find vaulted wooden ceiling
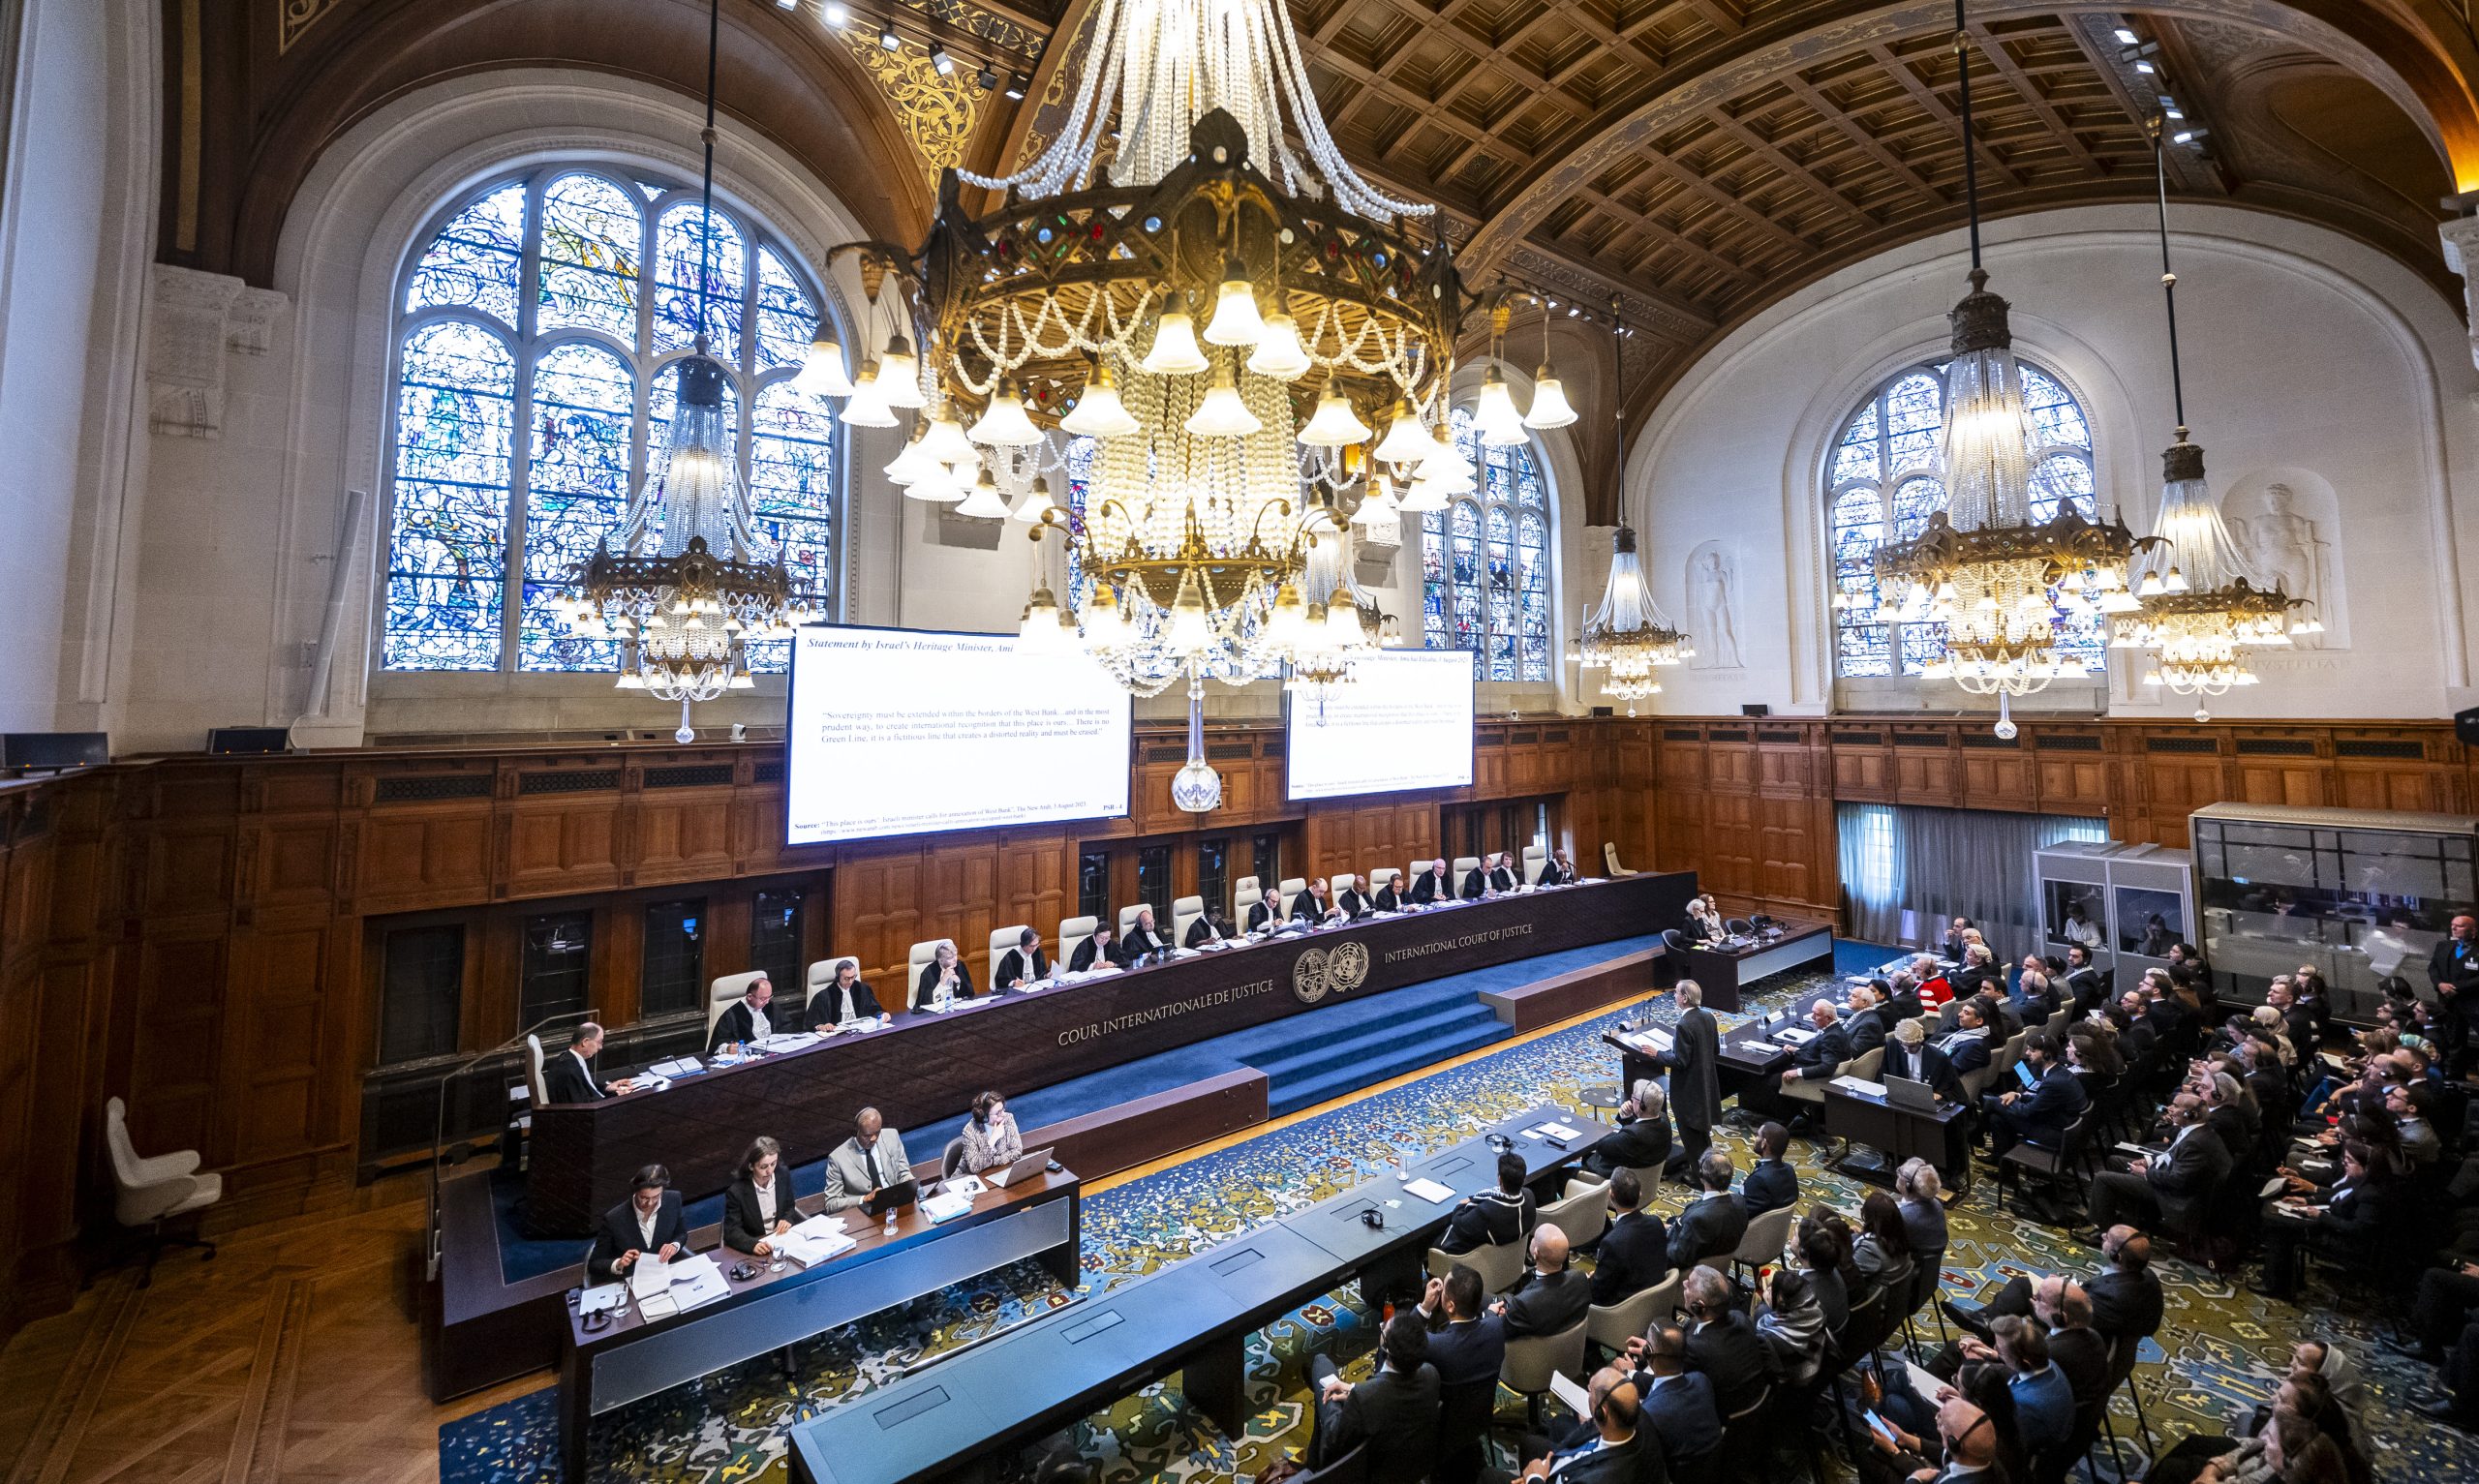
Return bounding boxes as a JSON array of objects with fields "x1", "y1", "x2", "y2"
[{"x1": 197, "y1": 0, "x2": 2479, "y2": 506}]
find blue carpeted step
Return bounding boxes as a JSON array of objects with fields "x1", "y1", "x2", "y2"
[
  {"x1": 1266, "y1": 1016, "x2": 1513, "y2": 1116},
  {"x1": 1252, "y1": 1000, "x2": 1509, "y2": 1087}
]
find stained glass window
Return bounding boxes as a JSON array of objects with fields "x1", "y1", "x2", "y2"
[
  {"x1": 1826, "y1": 357, "x2": 2100, "y2": 681},
  {"x1": 384, "y1": 167, "x2": 838, "y2": 674},
  {"x1": 1419, "y1": 407, "x2": 1554, "y2": 681}
]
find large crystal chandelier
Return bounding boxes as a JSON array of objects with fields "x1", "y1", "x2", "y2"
[
  {"x1": 825, "y1": 0, "x2": 1486, "y2": 806},
  {"x1": 1285, "y1": 513, "x2": 1393, "y2": 717},
  {"x1": 1871, "y1": 1, "x2": 2150, "y2": 736},
  {"x1": 565, "y1": 0, "x2": 812, "y2": 742},
  {"x1": 2108, "y1": 125, "x2": 2304, "y2": 719},
  {"x1": 1570, "y1": 306, "x2": 1688, "y2": 714}
]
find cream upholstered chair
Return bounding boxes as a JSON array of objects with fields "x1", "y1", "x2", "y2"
[
  {"x1": 988, "y1": 925, "x2": 1034, "y2": 987},
  {"x1": 524, "y1": 1034, "x2": 551, "y2": 1107},
  {"x1": 1587, "y1": 1270, "x2": 1682, "y2": 1354},
  {"x1": 1234, "y1": 883, "x2": 1265, "y2": 925},
  {"x1": 105, "y1": 1097, "x2": 222, "y2": 1286},
  {"x1": 1604, "y1": 842, "x2": 1637, "y2": 877},
  {"x1": 1331, "y1": 872, "x2": 1358, "y2": 904},
  {"x1": 1539, "y1": 1180, "x2": 1611, "y2": 1247},
  {"x1": 1235, "y1": 874, "x2": 1260, "y2": 902},
  {"x1": 1521, "y1": 844, "x2": 1548, "y2": 885},
  {"x1": 1172, "y1": 894, "x2": 1206, "y2": 944},
  {"x1": 1426, "y1": 1236, "x2": 1526, "y2": 1294},
  {"x1": 1058, "y1": 914, "x2": 1099, "y2": 967},
  {"x1": 1277, "y1": 876, "x2": 1307, "y2": 918},
  {"x1": 1452, "y1": 856, "x2": 1482, "y2": 883},
  {"x1": 705, "y1": 970, "x2": 770, "y2": 1041},
  {"x1": 1368, "y1": 867, "x2": 1400, "y2": 897},
  {"x1": 1117, "y1": 903, "x2": 1152, "y2": 938}
]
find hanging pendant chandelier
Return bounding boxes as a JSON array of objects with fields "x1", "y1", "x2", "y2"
[
  {"x1": 2107, "y1": 122, "x2": 2302, "y2": 719},
  {"x1": 566, "y1": 0, "x2": 812, "y2": 742},
  {"x1": 1283, "y1": 515, "x2": 1393, "y2": 716},
  {"x1": 830, "y1": 0, "x2": 1483, "y2": 808},
  {"x1": 1870, "y1": 1, "x2": 2151, "y2": 735},
  {"x1": 1571, "y1": 303, "x2": 1688, "y2": 716}
]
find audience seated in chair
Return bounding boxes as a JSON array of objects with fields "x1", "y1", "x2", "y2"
[{"x1": 1587, "y1": 1168, "x2": 1670, "y2": 1307}]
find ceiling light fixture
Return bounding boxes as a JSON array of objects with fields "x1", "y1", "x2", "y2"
[{"x1": 1572, "y1": 299, "x2": 1689, "y2": 713}]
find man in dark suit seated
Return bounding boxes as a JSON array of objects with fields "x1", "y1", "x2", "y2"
[
  {"x1": 2061, "y1": 945, "x2": 2104, "y2": 1014},
  {"x1": 1508, "y1": 1367, "x2": 1650, "y2": 1484},
  {"x1": 993, "y1": 928, "x2": 1050, "y2": 989},
  {"x1": 1625, "y1": 1325, "x2": 1723, "y2": 1482},
  {"x1": 1184, "y1": 903, "x2": 1235, "y2": 948},
  {"x1": 587, "y1": 1164, "x2": 688, "y2": 1282},
  {"x1": 1950, "y1": 945, "x2": 2003, "y2": 1002},
  {"x1": 1740, "y1": 1122, "x2": 1799, "y2": 1218},
  {"x1": 1843, "y1": 984, "x2": 1893, "y2": 1059},
  {"x1": 1933, "y1": 1002, "x2": 1993, "y2": 1076},
  {"x1": 1679, "y1": 1266, "x2": 1769, "y2": 1419},
  {"x1": 1981, "y1": 1029, "x2": 2087, "y2": 1158},
  {"x1": 1589, "y1": 1169, "x2": 1670, "y2": 1307},
  {"x1": 1882, "y1": 1017, "x2": 1964, "y2": 1101},
  {"x1": 1244, "y1": 893, "x2": 1279, "y2": 932},
  {"x1": 1293, "y1": 878, "x2": 1345, "y2": 925},
  {"x1": 1305, "y1": 1312, "x2": 1441, "y2": 1484},
  {"x1": 1410, "y1": 859, "x2": 1453, "y2": 905},
  {"x1": 1739, "y1": 999, "x2": 1850, "y2": 1118},
  {"x1": 1666, "y1": 1151, "x2": 1747, "y2": 1273},
  {"x1": 2081, "y1": 1091, "x2": 2230, "y2": 1242},
  {"x1": 1416, "y1": 1263, "x2": 1506, "y2": 1484},
  {"x1": 1438, "y1": 1152, "x2": 1537, "y2": 1255},
  {"x1": 1940, "y1": 917, "x2": 1975, "y2": 963},
  {"x1": 1371, "y1": 874, "x2": 1406, "y2": 912},
  {"x1": 1069, "y1": 924, "x2": 1127, "y2": 973},
  {"x1": 1493, "y1": 1224, "x2": 1589, "y2": 1338},
  {"x1": 1943, "y1": 1227, "x2": 2166, "y2": 1352},
  {"x1": 707, "y1": 975, "x2": 779, "y2": 1052},
  {"x1": 1538, "y1": 851, "x2": 1577, "y2": 887},
  {"x1": 1582, "y1": 1079, "x2": 1671, "y2": 1180},
  {"x1": 1884, "y1": 971, "x2": 1926, "y2": 1023},
  {"x1": 806, "y1": 961, "x2": 881, "y2": 1029},
  {"x1": 545, "y1": 1022, "x2": 633, "y2": 1103}
]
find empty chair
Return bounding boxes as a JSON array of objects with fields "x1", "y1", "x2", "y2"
[
  {"x1": 1235, "y1": 874, "x2": 1260, "y2": 902},
  {"x1": 1604, "y1": 842, "x2": 1637, "y2": 876},
  {"x1": 1426, "y1": 1236, "x2": 1526, "y2": 1294},
  {"x1": 1057, "y1": 914, "x2": 1098, "y2": 968},
  {"x1": 1732, "y1": 1204, "x2": 1797, "y2": 1274},
  {"x1": 1845, "y1": 1046, "x2": 1884, "y2": 1081},
  {"x1": 1725, "y1": 918, "x2": 1755, "y2": 935},
  {"x1": 1234, "y1": 882, "x2": 1265, "y2": 926},
  {"x1": 941, "y1": 1137, "x2": 968, "y2": 1179},
  {"x1": 1586, "y1": 1269, "x2": 1682, "y2": 1356},
  {"x1": 1277, "y1": 876, "x2": 1307, "y2": 918},
  {"x1": 1172, "y1": 894, "x2": 1206, "y2": 944},
  {"x1": 704, "y1": 969, "x2": 768, "y2": 1042},
  {"x1": 1499, "y1": 1317, "x2": 1589, "y2": 1428},
  {"x1": 524, "y1": 1033, "x2": 550, "y2": 1108},
  {"x1": 1521, "y1": 844, "x2": 1548, "y2": 885},
  {"x1": 1540, "y1": 1177, "x2": 1612, "y2": 1247},
  {"x1": 105, "y1": 1096, "x2": 221, "y2": 1286}
]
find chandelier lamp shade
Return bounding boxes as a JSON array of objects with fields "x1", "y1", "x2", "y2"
[
  {"x1": 2108, "y1": 121, "x2": 2306, "y2": 718},
  {"x1": 563, "y1": 0, "x2": 813, "y2": 742},
  {"x1": 1577, "y1": 526, "x2": 1690, "y2": 715},
  {"x1": 1865, "y1": 1, "x2": 2151, "y2": 736}
]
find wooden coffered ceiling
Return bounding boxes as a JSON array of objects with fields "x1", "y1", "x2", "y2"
[{"x1": 202, "y1": 0, "x2": 2479, "y2": 500}]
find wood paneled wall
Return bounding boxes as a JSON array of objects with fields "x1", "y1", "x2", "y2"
[{"x1": 0, "y1": 710, "x2": 2467, "y2": 1346}]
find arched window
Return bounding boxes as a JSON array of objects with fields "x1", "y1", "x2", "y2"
[
  {"x1": 383, "y1": 167, "x2": 836, "y2": 674},
  {"x1": 1826, "y1": 359, "x2": 2097, "y2": 679},
  {"x1": 1421, "y1": 407, "x2": 1552, "y2": 681}
]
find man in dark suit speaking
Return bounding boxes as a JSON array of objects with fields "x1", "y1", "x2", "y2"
[{"x1": 1649, "y1": 980, "x2": 1722, "y2": 1170}]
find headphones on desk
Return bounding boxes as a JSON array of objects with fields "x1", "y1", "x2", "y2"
[
  {"x1": 1484, "y1": 1133, "x2": 1515, "y2": 1154},
  {"x1": 582, "y1": 1311, "x2": 612, "y2": 1333}
]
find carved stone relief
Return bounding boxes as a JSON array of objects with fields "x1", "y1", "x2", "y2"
[
  {"x1": 1684, "y1": 539, "x2": 1743, "y2": 670},
  {"x1": 147, "y1": 265, "x2": 288, "y2": 439}
]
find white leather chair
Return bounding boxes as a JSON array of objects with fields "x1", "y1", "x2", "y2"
[
  {"x1": 524, "y1": 1034, "x2": 550, "y2": 1107},
  {"x1": 1117, "y1": 903, "x2": 1150, "y2": 938},
  {"x1": 988, "y1": 925, "x2": 1034, "y2": 986},
  {"x1": 1058, "y1": 914, "x2": 1098, "y2": 968},
  {"x1": 907, "y1": 938, "x2": 957, "y2": 1009},
  {"x1": 1521, "y1": 844, "x2": 1548, "y2": 885},
  {"x1": 1539, "y1": 1180, "x2": 1611, "y2": 1247},
  {"x1": 1408, "y1": 860, "x2": 1437, "y2": 889},
  {"x1": 1235, "y1": 874, "x2": 1260, "y2": 904},
  {"x1": 1368, "y1": 867, "x2": 1400, "y2": 898},
  {"x1": 806, "y1": 955, "x2": 861, "y2": 1020},
  {"x1": 1277, "y1": 876, "x2": 1307, "y2": 919},
  {"x1": 705, "y1": 970, "x2": 769, "y2": 1041},
  {"x1": 1331, "y1": 872, "x2": 1358, "y2": 900},
  {"x1": 1234, "y1": 883, "x2": 1264, "y2": 925},
  {"x1": 1604, "y1": 842, "x2": 1637, "y2": 877},
  {"x1": 1452, "y1": 856, "x2": 1481, "y2": 883},
  {"x1": 105, "y1": 1096, "x2": 222, "y2": 1286},
  {"x1": 1172, "y1": 894, "x2": 1206, "y2": 944}
]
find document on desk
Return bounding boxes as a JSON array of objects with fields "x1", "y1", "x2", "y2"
[
  {"x1": 919, "y1": 1190, "x2": 974, "y2": 1224},
  {"x1": 1830, "y1": 1076, "x2": 1887, "y2": 1096},
  {"x1": 663, "y1": 1253, "x2": 731, "y2": 1311},
  {"x1": 779, "y1": 1215, "x2": 858, "y2": 1267},
  {"x1": 628, "y1": 1257, "x2": 678, "y2": 1300},
  {"x1": 1527, "y1": 1120, "x2": 1588, "y2": 1141},
  {"x1": 1622, "y1": 1027, "x2": 1672, "y2": 1053},
  {"x1": 646, "y1": 1057, "x2": 703, "y2": 1078},
  {"x1": 755, "y1": 1032, "x2": 820, "y2": 1053},
  {"x1": 1401, "y1": 1178, "x2": 1457, "y2": 1204},
  {"x1": 1774, "y1": 1027, "x2": 1819, "y2": 1045}
]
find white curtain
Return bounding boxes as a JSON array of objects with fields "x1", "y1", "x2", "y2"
[{"x1": 1838, "y1": 803, "x2": 2106, "y2": 949}]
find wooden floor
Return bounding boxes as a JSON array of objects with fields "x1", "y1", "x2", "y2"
[{"x1": 0, "y1": 1186, "x2": 534, "y2": 1484}]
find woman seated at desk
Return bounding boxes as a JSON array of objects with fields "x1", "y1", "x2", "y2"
[
  {"x1": 1070, "y1": 923, "x2": 1128, "y2": 972},
  {"x1": 1684, "y1": 894, "x2": 1724, "y2": 943},
  {"x1": 958, "y1": 1090, "x2": 1025, "y2": 1174},
  {"x1": 723, "y1": 1136, "x2": 794, "y2": 1258},
  {"x1": 913, "y1": 941, "x2": 975, "y2": 1011}
]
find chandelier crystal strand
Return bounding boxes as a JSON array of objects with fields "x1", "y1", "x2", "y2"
[
  {"x1": 2111, "y1": 121, "x2": 2298, "y2": 718},
  {"x1": 566, "y1": 0, "x2": 809, "y2": 741}
]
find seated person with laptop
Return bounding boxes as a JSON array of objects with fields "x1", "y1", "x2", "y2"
[{"x1": 823, "y1": 1107, "x2": 916, "y2": 1214}]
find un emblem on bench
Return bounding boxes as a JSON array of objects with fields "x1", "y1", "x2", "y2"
[{"x1": 1292, "y1": 940, "x2": 1372, "y2": 1004}]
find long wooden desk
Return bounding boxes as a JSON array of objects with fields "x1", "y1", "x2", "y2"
[
  {"x1": 1670, "y1": 917, "x2": 1834, "y2": 1011},
  {"x1": 530, "y1": 871, "x2": 1692, "y2": 1233},
  {"x1": 782, "y1": 1103, "x2": 1607, "y2": 1484},
  {"x1": 560, "y1": 1167, "x2": 1080, "y2": 1482}
]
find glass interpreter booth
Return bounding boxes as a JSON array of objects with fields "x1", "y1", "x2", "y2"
[
  {"x1": 2033, "y1": 839, "x2": 2194, "y2": 988},
  {"x1": 2188, "y1": 803, "x2": 2478, "y2": 1021}
]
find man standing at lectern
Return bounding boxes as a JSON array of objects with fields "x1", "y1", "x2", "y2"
[{"x1": 1652, "y1": 981, "x2": 1722, "y2": 1170}]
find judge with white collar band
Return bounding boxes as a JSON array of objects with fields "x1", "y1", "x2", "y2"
[
  {"x1": 912, "y1": 940, "x2": 975, "y2": 1011},
  {"x1": 707, "y1": 975, "x2": 779, "y2": 1053},
  {"x1": 993, "y1": 927, "x2": 1050, "y2": 991},
  {"x1": 807, "y1": 959, "x2": 883, "y2": 1029}
]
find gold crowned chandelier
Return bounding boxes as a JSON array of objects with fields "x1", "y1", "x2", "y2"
[
  {"x1": 819, "y1": 0, "x2": 1575, "y2": 809},
  {"x1": 1869, "y1": 0, "x2": 2151, "y2": 737},
  {"x1": 565, "y1": 0, "x2": 814, "y2": 742},
  {"x1": 1571, "y1": 305, "x2": 1688, "y2": 714},
  {"x1": 2108, "y1": 122, "x2": 2308, "y2": 718}
]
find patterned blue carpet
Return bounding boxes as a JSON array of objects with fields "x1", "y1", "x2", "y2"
[{"x1": 441, "y1": 965, "x2": 2478, "y2": 1484}]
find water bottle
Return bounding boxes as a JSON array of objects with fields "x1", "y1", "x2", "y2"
[{"x1": 884, "y1": 1206, "x2": 898, "y2": 1238}]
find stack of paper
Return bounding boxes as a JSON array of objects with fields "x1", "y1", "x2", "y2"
[
  {"x1": 1402, "y1": 1178, "x2": 1457, "y2": 1204},
  {"x1": 646, "y1": 1057, "x2": 703, "y2": 1078},
  {"x1": 755, "y1": 1032, "x2": 820, "y2": 1053},
  {"x1": 664, "y1": 1253, "x2": 731, "y2": 1311},
  {"x1": 919, "y1": 1190, "x2": 974, "y2": 1224},
  {"x1": 1830, "y1": 1076, "x2": 1887, "y2": 1096},
  {"x1": 778, "y1": 1214, "x2": 857, "y2": 1267}
]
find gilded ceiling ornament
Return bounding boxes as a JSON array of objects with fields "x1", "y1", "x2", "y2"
[
  {"x1": 279, "y1": 0, "x2": 342, "y2": 52},
  {"x1": 837, "y1": 30, "x2": 982, "y2": 189}
]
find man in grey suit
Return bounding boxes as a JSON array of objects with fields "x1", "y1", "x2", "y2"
[
  {"x1": 1652, "y1": 980, "x2": 1722, "y2": 1171},
  {"x1": 822, "y1": 1106, "x2": 913, "y2": 1212}
]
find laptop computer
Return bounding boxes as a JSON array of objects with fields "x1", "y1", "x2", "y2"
[
  {"x1": 863, "y1": 1177, "x2": 920, "y2": 1217},
  {"x1": 1883, "y1": 1075, "x2": 1939, "y2": 1112},
  {"x1": 986, "y1": 1146, "x2": 1056, "y2": 1188}
]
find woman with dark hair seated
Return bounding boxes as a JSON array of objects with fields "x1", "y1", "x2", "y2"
[{"x1": 1852, "y1": 1190, "x2": 1914, "y2": 1309}]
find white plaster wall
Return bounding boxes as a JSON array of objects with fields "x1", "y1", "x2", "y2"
[
  {"x1": 0, "y1": 0, "x2": 109, "y2": 732},
  {"x1": 1626, "y1": 204, "x2": 2479, "y2": 721}
]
